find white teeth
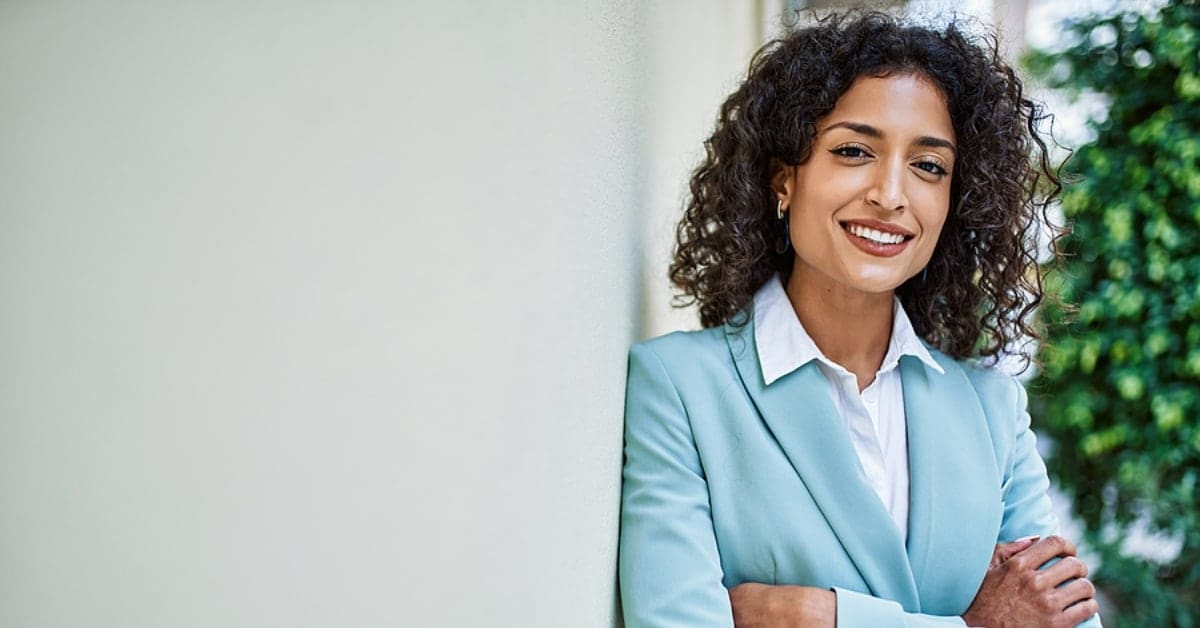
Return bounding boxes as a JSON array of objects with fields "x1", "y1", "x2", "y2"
[{"x1": 847, "y1": 224, "x2": 906, "y2": 245}]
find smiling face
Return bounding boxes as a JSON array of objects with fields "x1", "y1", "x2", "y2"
[{"x1": 775, "y1": 73, "x2": 956, "y2": 298}]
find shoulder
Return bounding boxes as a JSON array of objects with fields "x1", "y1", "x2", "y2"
[
  {"x1": 926, "y1": 348, "x2": 1029, "y2": 454},
  {"x1": 623, "y1": 327, "x2": 739, "y2": 447},
  {"x1": 627, "y1": 325, "x2": 743, "y2": 395},
  {"x1": 630, "y1": 326, "x2": 731, "y2": 370},
  {"x1": 957, "y1": 355, "x2": 1027, "y2": 412},
  {"x1": 925, "y1": 347, "x2": 1025, "y2": 406},
  {"x1": 634, "y1": 325, "x2": 727, "y2": 352}
]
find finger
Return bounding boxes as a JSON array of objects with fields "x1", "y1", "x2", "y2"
[
  {"x1": 1011, "y1": 534, "x2": 1076, "y2": 570},
  {"x1": 1038, "y1": 556, "x2": 1089, "y2": 588},
  {"x1": 1059, "y1": 597, "x2": 1100, "y2": 627},
  {"x1": 1051, "y1": 577, "x2": 1096, "y2": 610},
  {"x1": 993, "y1": 536, "x2": 1040, "y2": 565}
]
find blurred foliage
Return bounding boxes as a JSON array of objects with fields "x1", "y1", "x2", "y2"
[{"x1": 1026, "y1": 1, "x2": 1200, "y2": 625}]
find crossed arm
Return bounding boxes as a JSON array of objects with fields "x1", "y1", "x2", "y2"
[
  {"x1": 727, "y1": 535, "x2": 1099, "y2": 627},
  {"x1": 619, "y1": 344, "x2": 1102, "y2": 627}
]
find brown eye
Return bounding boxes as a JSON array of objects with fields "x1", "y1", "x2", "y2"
[
  {"x1": 831, "y1": 145, "x2": 872, "y2": 159},
  {"x1": 914, "y1": 160, "x2": 948, "y2": 176}
]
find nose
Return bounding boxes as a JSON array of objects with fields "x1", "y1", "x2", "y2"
[{"x1": 865, "y1": 159, "x2": 908, "y2": 211}]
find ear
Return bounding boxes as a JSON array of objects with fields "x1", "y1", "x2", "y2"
[{"x1": 769, "y1": 159, "x2": 794, "y2": 201}]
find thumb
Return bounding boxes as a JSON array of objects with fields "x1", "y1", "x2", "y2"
[{"x1": 991, "y1": 535, "x2": 1040, "y2": 567}]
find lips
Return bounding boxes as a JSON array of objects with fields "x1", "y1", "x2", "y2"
[{"x1": 840, "y1": 220, "x2": 914, "y2": 257}]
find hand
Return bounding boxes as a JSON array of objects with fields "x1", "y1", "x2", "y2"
[
  {"x1": 728, "y1": 583, "x2": 835, "y2": 628},
  {"x1": 963, "y1": 535, "x2": 1099, "y2": 628}
]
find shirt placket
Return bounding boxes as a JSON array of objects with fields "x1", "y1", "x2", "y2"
[{"x1": 840, "y1": 373, "x2": 887, "y2": 498}]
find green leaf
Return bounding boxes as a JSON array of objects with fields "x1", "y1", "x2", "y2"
[{"x1": 1028, "y1": 2, "x2": 1200, "y2": 621}]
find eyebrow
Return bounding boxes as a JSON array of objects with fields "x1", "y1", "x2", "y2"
[{"x1": 822, "y1": 121, "x2": 957, "y2": 154}]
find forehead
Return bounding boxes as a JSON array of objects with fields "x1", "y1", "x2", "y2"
[{"x1": 820, "y1": 73, "x2": 955, "y2": 142}]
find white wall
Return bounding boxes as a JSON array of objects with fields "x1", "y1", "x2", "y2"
[
  {"x1": 638, "y1": 4, "x2": 763, "y2": 339},
  {"x1": 0, "y1": 2, "x2": 650, "y2": 626}
]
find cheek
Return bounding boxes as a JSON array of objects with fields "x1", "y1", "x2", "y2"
[
  {"x1": 919, "y1": 193, "x2": 952, "y2": 240},
  {"x1": 925, "y1": 213, "x2": 950, "y2": 243},
  {"x1": 788, "y1": 207, "x2": 835, "y2": 250},
  {"x1": 915, "y1": 198, "x2": 951, "y2": 262}
]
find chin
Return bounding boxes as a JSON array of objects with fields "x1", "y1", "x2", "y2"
[{"x1": 845, "y1": 274, "x2": 909, "y2": 294}]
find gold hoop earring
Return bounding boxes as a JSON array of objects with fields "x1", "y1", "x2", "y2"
[{"x1": 775, "y1": 201, "x2": 790, "y2": 254}]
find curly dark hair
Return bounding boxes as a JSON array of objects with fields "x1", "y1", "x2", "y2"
[{"x1": 669, "y1": 11, "x2": 1063, "y2": 362}]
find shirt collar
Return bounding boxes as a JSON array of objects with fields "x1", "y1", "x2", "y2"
[{"x1": 752, "y1": 274, "x2": 945, "y2": 386}]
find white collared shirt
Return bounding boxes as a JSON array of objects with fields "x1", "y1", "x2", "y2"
[{"x1": 752, "y1": 275, "x2": 944, "y2": 541}]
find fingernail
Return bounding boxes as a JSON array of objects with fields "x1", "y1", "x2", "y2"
[{"x1": 1015, "y1": 535, "x2": 1041, "y2": 543}]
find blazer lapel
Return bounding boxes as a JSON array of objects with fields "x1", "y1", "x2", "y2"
[
  {"x1": 725, "y1": 323, "x2": 920, "y2": 610},
  {"x1": 903, "y1": 354, "x2": 1003, "y2": 612}
]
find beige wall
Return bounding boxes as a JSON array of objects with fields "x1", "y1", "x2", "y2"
[
  {"x1": 639, "y1": 3, "x2": 774, "y2": 339},
  {"x1": 0, "y1": 2, "x2": 656, "y2": 626}
]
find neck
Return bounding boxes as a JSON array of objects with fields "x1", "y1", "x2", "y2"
[{"x1": 785, "y1": 265, "x2": 895, "y2": 391}]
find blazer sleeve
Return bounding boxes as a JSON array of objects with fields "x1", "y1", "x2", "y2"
[
  {"x1": 996, "y1": 379, "x2": 1103, "y2": 628},
  {"x1": 619, "y1": 343, "x2": 734, "y2": 628},
  {"x1": 996, "y1": 378, "x2": 1059, "y2": 541},
  {"x1": 834, "y1": 588, "x2": 966, "y2": 626}
]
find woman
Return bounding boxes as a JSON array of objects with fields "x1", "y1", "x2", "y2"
[{"x1": 619, "y1": 12, "x2": 1102, "y2": 628}]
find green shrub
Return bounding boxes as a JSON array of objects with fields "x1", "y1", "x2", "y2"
[{"x1": 1027, "y1": 1, "x2": 1200, "y2": 625}]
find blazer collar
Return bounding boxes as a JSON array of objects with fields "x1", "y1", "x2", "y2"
[
  {"x1": 902, "y1": 349, "x2": 1004, "y2": 611},
  {"x1": 725, "y1": 318, "x2": 1002, "y2": 613},
  {"x1": 725, "y1": 319, "x2": 920, "y2": 608}
]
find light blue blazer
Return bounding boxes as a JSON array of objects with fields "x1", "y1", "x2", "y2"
[{"x1": 619, "y1": 321, "x2": 1101, "y2": 627}]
